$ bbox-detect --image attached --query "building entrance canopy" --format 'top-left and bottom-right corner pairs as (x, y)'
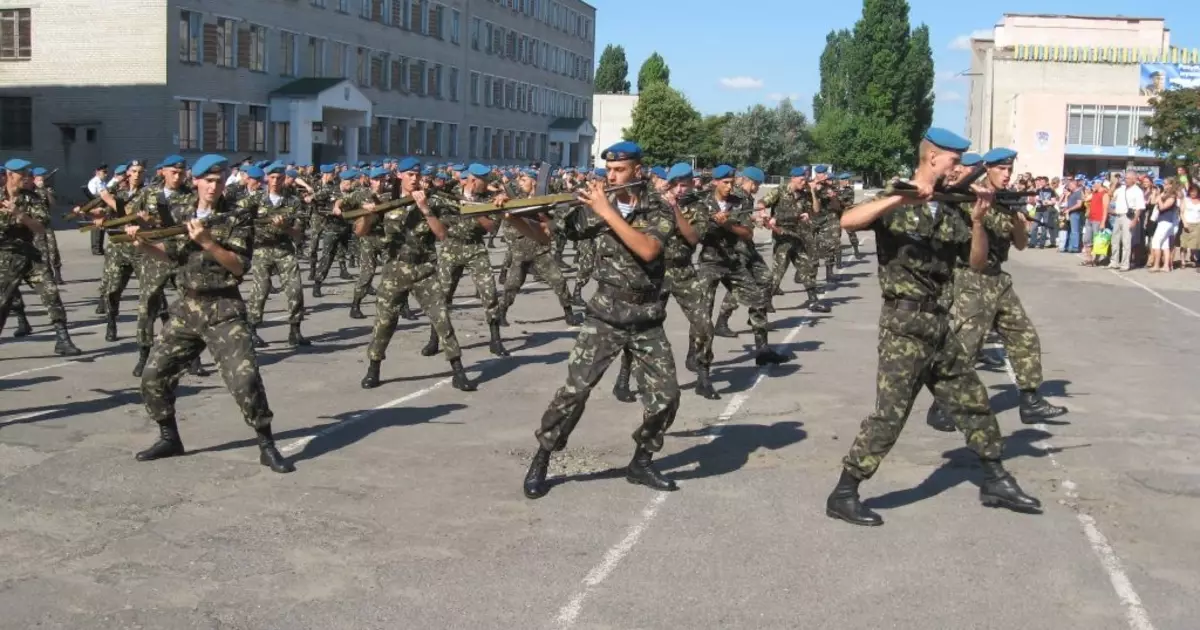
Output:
(269, 78), (372, 166)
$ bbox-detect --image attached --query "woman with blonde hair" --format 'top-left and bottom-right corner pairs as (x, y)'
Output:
(1179, 183), (1200, 268)
(1149, 178), (1181, 272)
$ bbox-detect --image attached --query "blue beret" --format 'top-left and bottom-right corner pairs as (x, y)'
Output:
(436, 172), (450, 180)
(31, 167), (47, 177)
(601, 141), (642, 162)
(114, 164), (128, 175)
(371, 161), (382, 168)
(192, 154), (228, 177)
(369, 166), (390, 179)
(666, 162), (694, 183)
(593, 168), (607, 177)
(711, 165), (736, 179)
(285, 169), (299, 178)
(1075, 173), (1088, 181)
(519, 169), (537, 178)
(339, 169), (360, 181)
(649, 166), (668, 179)
(814, 165), (829, 174)
(421, 166), (435, 176)
(466, 163), (491, 178)
(263, 163), (284, 175)
(838, 172), (852, 180)
(3, 158), (31, 172)
(982, 147), (1017, 165)
(161, 154), (186, 168)
(356, 161), (368, 168)
(1154, 178), (1164, 186)
(243, 165), (265, 179)
(740, 166), (765, 184)
(789, 166), (809, 178)
(452, 163), (467, 172)
(923, 127), (971, 152)
(960, 152), (983, 167)
(397, 157), (421, 173)
(319, 164), (335, 174)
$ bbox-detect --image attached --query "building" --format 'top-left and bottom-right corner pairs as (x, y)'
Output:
(0, 0), (596, 193)
(965, 13), (1199, 178)
(590, 93), (635, 167)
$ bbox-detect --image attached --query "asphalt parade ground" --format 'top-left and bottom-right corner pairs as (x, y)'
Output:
(2, 226), (1198, 630)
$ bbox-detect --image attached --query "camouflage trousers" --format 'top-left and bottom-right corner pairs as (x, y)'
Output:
(719, 246), (772, 319)
(34, 229), (62, 273)
(248, 245), (304, 325)
(554, 231), (568, 265)
(698, 261), (769, 335)
(574, 238), (596, 287)
(536, 317), (680, 453)
(501, 248), (572, 311)
(136, 256), (175, 348)
(950, 268), (1043, 391)
(101, 242), (138, 314)
(352, 234), (383, 302)
(771, 231), (817, 291)
(0, 251), (67, 327)
(305, 214), (328, 264)
(368, 258), (461, 362)
(816, 216), (840, 265)
(314, 227), (352, 283)
(437, 241), (499, 323)
(842, 305), (1004, 480)
(667, 264), (715, 369)
(141, 291), (273, 429)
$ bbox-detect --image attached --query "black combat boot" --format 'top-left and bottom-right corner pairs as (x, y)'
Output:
(53, 322), (81, 356)
(497, 305), (511, 327)
(488, 321), (509, 356)
(695, 368), (720, 400)
(398, 292), (417, 320)
(979, 460), (1042, 513)
(449, 357), (477, 392)
(612, 351), (636, 403)
(361, 359), (382, 389)
(766, 299), (776, 314)
(105, 313), (118, 342)
(498, 266), (508, 286)
(13, 308), (32, 338)
(806, 289), (830, 313)
(287, 323), (310, 347)
(753, 331), (788, 366)
(563, 306), (582, 326)
(713, 312), (736, 338)
(825, 469), (883, 526)
(53, 267), (64, 284)
(925, 401), (956, 432)
(135, 417), (185, 461)
(249, 324), (269, 348)
(339, 262), (352, 280)
(793, 268), (803, 285)
(348, 297), (366, 319)
(255, 426), (295, 473)
(825, 263), (838, 284)
(852, 240), (862, 259)
(684, 337), (698, 373)
(307, 261), (317, 281)
(265, 277), (277, 295)
(773, 286), (784, 297)
(571, 283), (586, 306)
(976, 349), (1005, 368)
(95, 300), (107, 315)
(187, 356), (207, 376)
(311, 282), (323, 298)
(625, 446), (678, 491)
(132, 346), (151, 378)
(365, 284), (376, 296)
(1018, 390), (1068, 424)
(420, 327), (440, 357)
(523, 448), (552, 499)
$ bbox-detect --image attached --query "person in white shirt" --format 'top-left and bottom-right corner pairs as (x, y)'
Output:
(85, 164), (110, 255)
(1108, 172), (1145, 271)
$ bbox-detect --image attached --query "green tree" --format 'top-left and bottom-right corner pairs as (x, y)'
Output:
(721, 99), (811, 176)
(637, 52), (671, 92)
(594, 44), (631, 94)
(902, 25), (935, 157)
(1138, 87), (1200, 167)
(623, 83), (701, 165)
(694, 113), (735, 168)
(812, 29), (852, 122)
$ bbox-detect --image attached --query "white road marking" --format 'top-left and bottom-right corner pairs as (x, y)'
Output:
(0, 409), (59, 427)
(1109, 271), (1200, 320)
(553, 323), (807, 628)
(998, 356), (1155, 630)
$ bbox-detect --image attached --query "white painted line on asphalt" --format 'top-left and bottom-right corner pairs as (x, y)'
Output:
(278, 377), (453, 456)
(999, 356), (1155, 630)
(553, 323), (807, 628)
(1109, 270), (1200, 320)
(0, 409), (59, 427)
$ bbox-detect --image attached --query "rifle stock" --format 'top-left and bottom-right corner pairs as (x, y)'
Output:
(458, 181), (647, 217)
(340, 196), (417, 220)
(107, 206), (254, 244)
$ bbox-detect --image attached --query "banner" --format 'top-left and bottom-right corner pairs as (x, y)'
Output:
(1139, 63), (1200, 95)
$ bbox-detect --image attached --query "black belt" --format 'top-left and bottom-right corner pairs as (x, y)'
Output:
(595, 282), (662, 305)
(883, 298), (941, 314)
(182, 286), (240, 300)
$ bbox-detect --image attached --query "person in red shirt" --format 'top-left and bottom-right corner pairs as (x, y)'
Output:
(1081, 180), (1110, 265)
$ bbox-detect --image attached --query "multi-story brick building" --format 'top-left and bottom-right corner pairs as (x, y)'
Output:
(0, 0), (596, 193)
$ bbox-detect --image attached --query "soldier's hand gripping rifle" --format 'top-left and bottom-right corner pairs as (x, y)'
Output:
(107, 206), (255, 244)
(887, 179), (1049, 228)
(456, 181), (647, 218)
(74, 197), (136, 231)
(339, 196), (419, 221)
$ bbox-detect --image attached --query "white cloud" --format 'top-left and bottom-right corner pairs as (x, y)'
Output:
(938, 90), (964, 103)
(719, 76), (764, 90)
(767, 92), (801, 102)
(949, 29), (992, 51)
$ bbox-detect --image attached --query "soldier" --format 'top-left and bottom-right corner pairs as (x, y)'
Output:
(431, 162), (508, 358)
(761, 167), (830, 313)
(359, 159), (476, 392)
(810, 165), (843, 285)
(306, 165), (337, 279)
(696, 165), (789, 368)
(494, 168), (582, 329)
(342, 167), (389, 320)
(826, 128), (1041, 527)
(245, 163), (311, 348)
(0, 159), (81, 355)
(30, 167), (63, 284)
(522, 142), (683, 499)
(311, 169), (356, 297)
(124, 154), (292, 473)
(569, 170), (599, 306)
(712, 166), (775, 339)
(95, 160), (150, 341)
(837, 172), (862, 262)
(926, 147), (1067, 431)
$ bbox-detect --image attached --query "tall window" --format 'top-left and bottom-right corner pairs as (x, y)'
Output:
(0, 97), (31, 150)
(279, 31), (297, 76)
(449, 67), (459, 102)
(307, 37), (326, 76)
(469, 125), (479, 159)
(247, 25), (267, 72)
(448, 123), (459, 157)
(471, 17), (481, 50)
(215, 103), (235, 151)
(470, 71), (480, 104)
(178, 100), (200, 151)
(429, 122), (442, 155)
(331, 42), (348, 78)
(247, 106), (267, 152)
(357, 47), (369, 85)
(215, 18), (236, 67)
(276, 122), (291, 153)
(178, 10), (202, 63)
(450, 10), (460, 44)
(0, 9), (30, 61)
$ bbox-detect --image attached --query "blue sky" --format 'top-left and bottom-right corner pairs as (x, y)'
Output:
(590, 1), (1200, 133)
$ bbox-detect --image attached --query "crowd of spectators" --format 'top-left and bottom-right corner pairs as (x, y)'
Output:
(1008, 166), (1199, 273)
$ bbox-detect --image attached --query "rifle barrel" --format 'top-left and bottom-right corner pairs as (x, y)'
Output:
(458, 181), (646, 217)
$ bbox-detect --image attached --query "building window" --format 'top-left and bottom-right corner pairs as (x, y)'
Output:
(214, 103), (235, 151)
(471, 17), (481, 50)
(357, 47), (370, 85)
(332, 42), (348, 78)
(0, 97), (31, 150)
(505, 81), (515, 109)
(352, 0), (363, 16)
(470, 71), (480, 104)
(449, 67), (459, 102)
(371, 117), (385, 153)
(410, 59), (425, 95)
(0, 9), (30, 61)
(491, 78), (502, 108)
(427, 64), (439, 98)
(276, 122), (291, 153)
(429, 122), (442, 155)
(280, 31), (297, 76)
(391, 57), (406, 92)
(178, 10), (202, 63)
(1066, 104), (1154, 149)
(371, 53), (386, 89)
(448, 123), (459, 157)
(311, 0), (327, 6)
(409, 0), (423, 32)
(248, 106), (267, 152)
(411, 120), (425, 154)
(246, 25), (267, 72)
(215, 18), (236, 68)
(307, 37), (326, 76)
(468, 125), (478, 159)
(428, 3), (443, 39)
(178, 100), (200, 151)
(482, 126), (491, 158)
(450, 9), (460, 44)
(390, 119), (406, 155)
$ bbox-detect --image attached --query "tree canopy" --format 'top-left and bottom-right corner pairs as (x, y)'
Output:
(594, 44), (631, 94)
(623, 83), (702, 166)
(721, 100), (812, 176)
(637, 52), (671, 92)
(1138, 87), (1200, 167)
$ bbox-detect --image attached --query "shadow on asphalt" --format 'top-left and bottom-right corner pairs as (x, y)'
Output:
(0, 384), (217, 425)
(659, 421), (809, 481)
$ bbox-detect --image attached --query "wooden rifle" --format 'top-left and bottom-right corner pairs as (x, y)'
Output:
(76, 196), (133, 231)
(458, 181), (646, 217)
(107, 206), (254, 244)
(888, 179), (1050, 228)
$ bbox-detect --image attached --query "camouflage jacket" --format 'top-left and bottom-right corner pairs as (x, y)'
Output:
(0, 187), (49, 258)
(697, 190), (754, 266)
(341, 188), (385, 237)
(442, 189), (491, 244)
(837, 186), (855, 211)
(662, 195), (711, 268)
(503, 188), (553, 258)
(238, 189), (306, 247)
(811, 181), (842, 223)
(164, 196), (255, 292)
(127, 182), (197, 229)
(761, 185), (814, 238)
(955, 202), (1013, 274)
(316, 182), (350, 229)
(379, 192), (450, 267)
(872, 196), (972, 307)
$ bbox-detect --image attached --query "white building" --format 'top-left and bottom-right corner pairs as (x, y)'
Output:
(590, 93), (636, 167)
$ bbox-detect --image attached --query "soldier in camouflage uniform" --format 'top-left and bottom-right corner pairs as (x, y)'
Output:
(495, 169), (582, 329)
(696, 165), (789, 368)
(30, 168), (63, 284)
(125, 154), (293, 473)
(826, 128), (1041, 527)
(836, 172), (862, 262)
(925, 148), (1067, 432)
(359, 159), (476, 392)
(713, 167), (775, 338)
(311, 170), (356, 297)
(95, 159), (152, 342)
(523, 142), (682, 500)
(569, 171), (599, 305)
(0, 159), (81, 355)
(340, 168), (390, 320)
(807, 166), (844, 284)
(244, 163), (311, 348)
(306, 166), (338, 279)
(761, 167), (831, 313)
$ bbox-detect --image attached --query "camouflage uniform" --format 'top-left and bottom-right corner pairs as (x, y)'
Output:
(312, 184), (353, 289)
(305, 180), (336, 274)
(715, 192), (774, 325)
(342, 188), (384, 310)
(243, 189), (306, 327)
(436, 191), (500, 324)
(31, 186), (62, 280)
(496, 211), (576, 323)
(99, 184), (143, 327)
(813, 182), (843, 270)
(763, 185), (817, 292)
(127, 183), (195, 348)
(0, 187), (78, 355)
(838, 185), (860, 261)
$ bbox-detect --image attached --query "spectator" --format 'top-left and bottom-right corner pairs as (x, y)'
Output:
(1031, 176), (1057, 248)
(1061, 177), (1085, 253)
(1148, 178), (1180, 272)
(1081, 179), (1110, 266)
(1109, 172), (1145, 271)
(1178, 183), (1200, 268)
